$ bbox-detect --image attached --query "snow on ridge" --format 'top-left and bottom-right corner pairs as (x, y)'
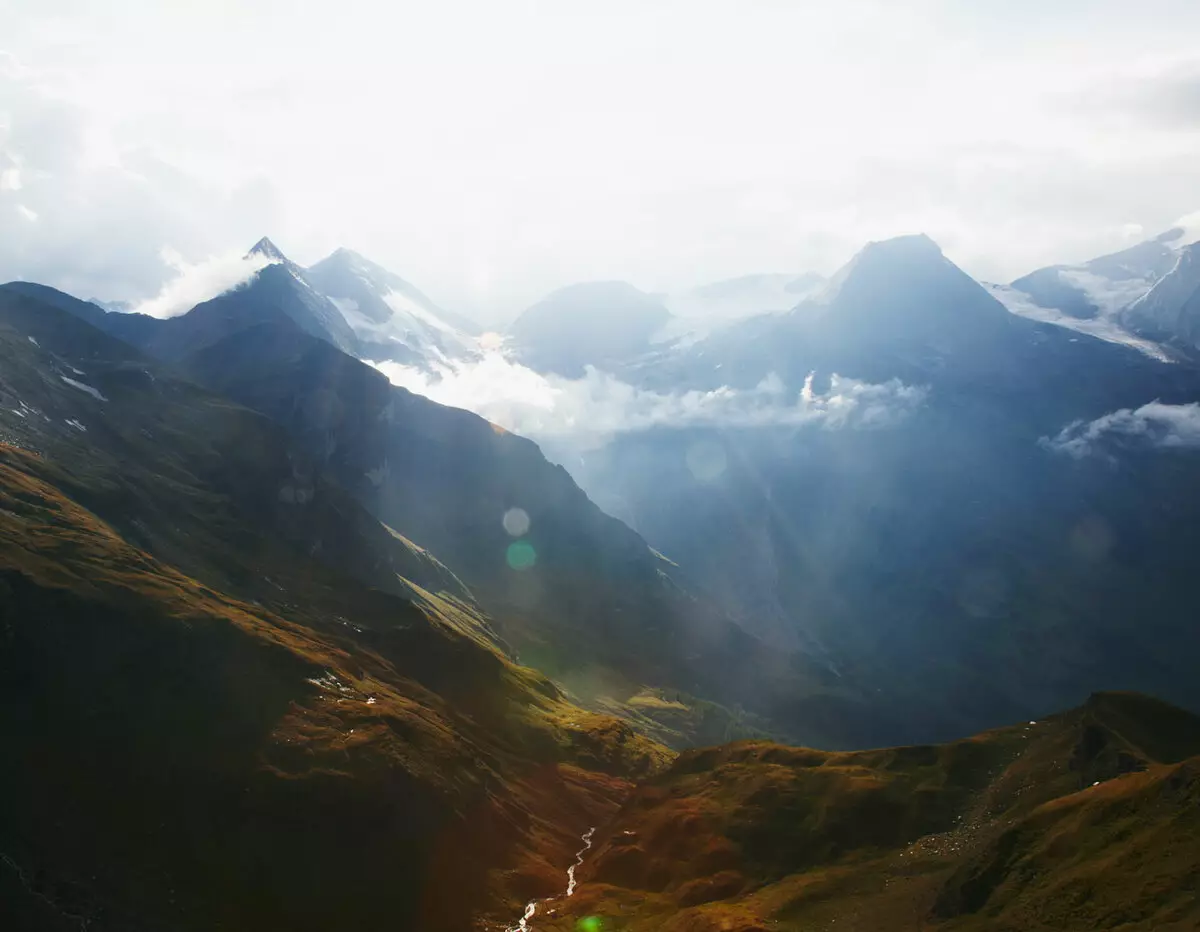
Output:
(383, 289), (462, 338)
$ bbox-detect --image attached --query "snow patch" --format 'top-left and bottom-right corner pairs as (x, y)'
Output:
(1057, 268), (1155, 316)
(64, 419), (87, 432)
(986, 284), (1173, 362)
(60, 376), (107, 401)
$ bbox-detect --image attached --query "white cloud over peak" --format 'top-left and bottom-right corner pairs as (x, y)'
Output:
(1043, 401), (1200, 459)
(130, 248), (273, 319)
(372, 352), (926, 449)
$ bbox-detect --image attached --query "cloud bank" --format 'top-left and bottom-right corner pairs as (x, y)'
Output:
(1043, 401), (1200, 458)
(372, 352), (926, 449)
(130, 248), (273, 319)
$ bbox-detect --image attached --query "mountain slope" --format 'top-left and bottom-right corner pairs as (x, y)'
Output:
(562, 235), (1200, 744)
(538, 692), (1200, 932)
(178, 319), (881, 748)
(306, 247), (479, 366)
(1121, 241), (1200, 352)
(1006, 230), (1184, 321)
(0, 286), (671, 931)
(7, 238), (358, 362)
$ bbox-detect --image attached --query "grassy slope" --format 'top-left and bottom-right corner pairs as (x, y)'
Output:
(0, 291), (676, 929)
(536, 692), (1200, 932)
(0, 443), (671, 931)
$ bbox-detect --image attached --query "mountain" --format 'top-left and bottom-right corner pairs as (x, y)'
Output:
(508, 281), (674, 377)
(1121, 241), (1200, 351)
(178, 319), (883, 749)
(538, 692), (1200, 932)
(305, 247), (479, 367)
(3, 274), (871, 747)
(667, 272), (825, 321)
(1003, 230), (1185, 321)
(11, 238), (359, 362)
(0, 283), (672, 931)
(560, 234), (1200, 744)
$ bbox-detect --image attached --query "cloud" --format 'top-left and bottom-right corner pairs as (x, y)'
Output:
(1078, 59), (1200, 128)
(0, 59), (284, 303)
(372, 352), (926, 449)
(129, 248), (273, 319)
(1043, 401), (1200, 458)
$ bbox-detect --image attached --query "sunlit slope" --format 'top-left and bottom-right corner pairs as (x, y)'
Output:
(0, 291), (676, 930)
(539, 692), (1200, 932)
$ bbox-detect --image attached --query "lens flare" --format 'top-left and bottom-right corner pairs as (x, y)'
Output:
(576, 918), (602, 932)
(503, 507), (531, 537)
(506, 540), (537, 570)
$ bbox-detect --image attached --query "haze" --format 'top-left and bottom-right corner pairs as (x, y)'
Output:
(3, 0), (1200, 324)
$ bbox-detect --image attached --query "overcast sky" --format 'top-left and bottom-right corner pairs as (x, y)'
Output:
(3, 0), (1200, 323)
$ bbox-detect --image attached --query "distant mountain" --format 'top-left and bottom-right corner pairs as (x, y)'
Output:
(565, 234), (1200, 743)
(667, 271), (825, 320)
(1121, 241), (1200, 351)
(541, 692), (1200, 932)
(306, 247), (479, 367)
(508, 281), (674, 377)
(983, 225), (1198, 337)
(1005, 230), (1184, 321)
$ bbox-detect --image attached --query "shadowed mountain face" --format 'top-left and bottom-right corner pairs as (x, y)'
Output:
(0, 286), (671, 931)
(539, 236), (1200, 744)
(536, 692), (1200, 932)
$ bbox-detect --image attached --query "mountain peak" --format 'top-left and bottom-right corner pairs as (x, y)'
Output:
(811, 233), (953, 309)
(247, 236), (288, 262)
(859, 232), (944, 258)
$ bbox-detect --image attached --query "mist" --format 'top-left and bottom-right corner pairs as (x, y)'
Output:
(371, 351), (926, 450)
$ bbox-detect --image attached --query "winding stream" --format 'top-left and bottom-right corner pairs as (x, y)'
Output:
(505, 827), (596, 932)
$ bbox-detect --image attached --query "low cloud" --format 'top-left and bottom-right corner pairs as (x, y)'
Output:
(129, 248), (273, 319)
(1043, 401), (1200, 458)
(372, 352), (926, 449)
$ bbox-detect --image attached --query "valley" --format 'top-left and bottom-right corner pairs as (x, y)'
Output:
(3, 226), (1200, 931)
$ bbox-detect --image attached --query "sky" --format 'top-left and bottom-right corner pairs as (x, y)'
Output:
(3, 0), (1200, 325)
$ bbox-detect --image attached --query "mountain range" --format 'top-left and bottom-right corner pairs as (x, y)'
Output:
(4, 224), (1200, 930)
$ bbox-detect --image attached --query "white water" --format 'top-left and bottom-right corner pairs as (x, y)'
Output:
(505, 827), (596, 932)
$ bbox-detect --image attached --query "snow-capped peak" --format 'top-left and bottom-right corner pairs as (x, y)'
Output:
(246, 236), (288, 263)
